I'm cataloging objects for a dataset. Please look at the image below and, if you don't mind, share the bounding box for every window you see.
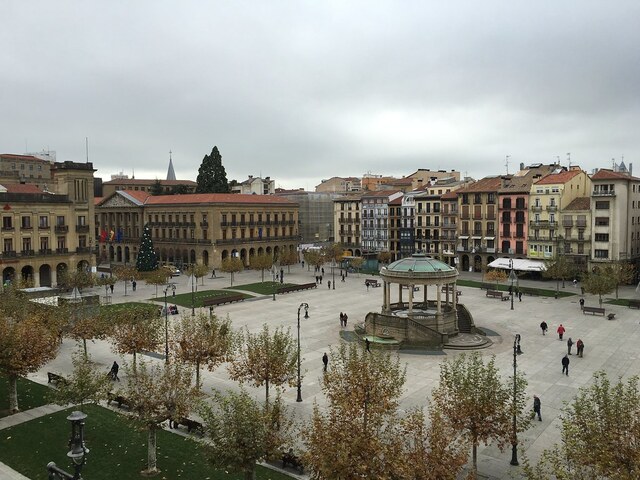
[594,249,609,259]
[594,233,609,242]
[2,217,13,229]
[474,194,481,204]
[77,215,86,226]
[595,217,609,226]
[57,237,66,250]
[487,193,495,204]
[40,237,49,251]
[21,216,31,229]
[56,216,65,226]
[595,201,610,210]
[3,239,12,252]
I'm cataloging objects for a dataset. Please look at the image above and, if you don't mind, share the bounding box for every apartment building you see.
[101,178,197,196]
[456,177,502,272]
[360,190,402,254]
[0,161,96,287]
[589,169,640,273]
[528,167,590,261]
[315,176,361,193]
[333,195,362,256]
[96,192,300,268]
[560,197,591,271]
[231,175,275,195]
[388,196,403,261]
[440,191,459,267]
[278,191,337,243]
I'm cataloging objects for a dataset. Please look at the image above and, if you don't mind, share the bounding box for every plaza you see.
[4,265,640,479]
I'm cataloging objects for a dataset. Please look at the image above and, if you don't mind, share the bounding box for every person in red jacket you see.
[557,324,566,340]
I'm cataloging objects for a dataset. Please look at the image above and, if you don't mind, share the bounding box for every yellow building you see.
[0,161,96,286]
[528,167,590,260]
[95,191,300,268]
[333,195,362,256]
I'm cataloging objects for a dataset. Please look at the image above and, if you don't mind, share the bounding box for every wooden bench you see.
[365,279,381,288]
[277,283,317,294]
[169,416,204,434]
[486,290,506,300]
[107,392,132,409]
[282,450,304,473]
[441,286,462,296]
[202,294,246,307]
[47,372,68,386]
[583,306,605,316]
[629,300,640,309]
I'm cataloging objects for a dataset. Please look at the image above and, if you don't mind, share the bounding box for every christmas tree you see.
[196,146,230,193]
[136,224,159,271]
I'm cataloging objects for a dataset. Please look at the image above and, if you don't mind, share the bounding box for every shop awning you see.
[487,258,547,272]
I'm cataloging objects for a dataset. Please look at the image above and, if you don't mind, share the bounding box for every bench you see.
[441,286,462,296]
[169,417,204,434]
[365,279,381,288]
[107,392,132,409]
[583,306,605,316]
[47,372,68,386]
[282,450,304,473]
[629,300,640,309]
[486,290,505,300]
[202,294,246,307]
[277,283,317,294]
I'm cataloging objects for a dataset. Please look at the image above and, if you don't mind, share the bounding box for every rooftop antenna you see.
[505,155,510,175]
[85,137,89,163]
[566,152,571,166]
[556,156,560,165]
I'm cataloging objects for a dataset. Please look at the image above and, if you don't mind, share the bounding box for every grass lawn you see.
[0,375,52,418]
[604,297,638,306]
[456,279,575,298]
[225,282,294,295]
[150,289,252,308]
[0,403,293,480]
[101,302,159,316]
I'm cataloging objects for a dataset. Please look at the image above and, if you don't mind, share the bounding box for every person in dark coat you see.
[110,361,120,381]
[540,321,548,335]
[343,313,348,327]
[562,355,570,376]
[322,352,328,372]
[132,280,137,291]
[365,338,371,352]
[576,339,584,357]
[567,337,574,355]
[533,395,542,421]
[339,312,344,328]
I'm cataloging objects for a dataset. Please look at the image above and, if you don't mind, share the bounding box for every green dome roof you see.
[384,253,456,274]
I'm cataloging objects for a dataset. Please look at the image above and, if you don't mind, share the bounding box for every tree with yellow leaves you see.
[0,289,59,413]
[110,306,162,373]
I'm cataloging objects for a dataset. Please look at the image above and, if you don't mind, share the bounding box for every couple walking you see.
[339,312,348,328]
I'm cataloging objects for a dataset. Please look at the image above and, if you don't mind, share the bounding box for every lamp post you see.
[296,303,310,402]
[190,265,195,317]
[272,268,277,301]
[508,259,517,311]
[510,334,519,466]
[332,260,336,290]
[46,411,89,479]
[163,283,176,363]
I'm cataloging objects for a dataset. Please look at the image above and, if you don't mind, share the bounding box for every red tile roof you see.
[361,190,401,198]
[144,193,297,206]
[457,176,502,193]
[0,154,44,162]
[103,178,196,185]
[2,184,43,194]
[388,197,402,205]
[123,191,151,203]
[534,169,581,185]
[441,191,459,200]
[564,197,590,210]
[590,169,640,181]
[94,197,103,205]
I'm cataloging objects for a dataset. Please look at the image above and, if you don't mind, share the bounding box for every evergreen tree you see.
[196,146,230,193]
[149,179,163,195]
[136,224,159,272]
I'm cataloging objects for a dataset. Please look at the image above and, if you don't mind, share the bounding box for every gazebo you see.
[364,253,476,348]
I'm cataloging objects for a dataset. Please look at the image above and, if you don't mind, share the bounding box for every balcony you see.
[54,225,69,234]
[39,249,53,255]
[38,224,50,230]
[21,225,33,230]
[562,220,573,227]
[531,205,542,212]
[529,220,557,228]
[546,205,557,212]
[2,251,17,258]
[472,230,483,236]
[592,189,615,197]
[576,220,587,227]
[472,214,483,220]
[76,247,92,254]
[1,226,14,231]
[460,213,470,220]
[20,249,35,257]
[486,247,496,253]
[76,225,90,233]
[56,248,69,254]
[500,217,511,224]
[200,221,209,228]
[441,224,457,230]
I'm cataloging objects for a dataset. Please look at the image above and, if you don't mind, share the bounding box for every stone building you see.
[95,192,300,268]
[360,190,403,254]
[231,175,275,195]
[561,197,591,272]
[333,194,362,256]
[0,161,96,286]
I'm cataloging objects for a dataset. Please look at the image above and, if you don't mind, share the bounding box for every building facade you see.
[231,176,275,195]
[101,178,197,197]
[95,192,300,268]
[277,191,337,244]
[333,195,362,256]
[560,197,591,271]
[315,176,361,193]
[360,191,402,254]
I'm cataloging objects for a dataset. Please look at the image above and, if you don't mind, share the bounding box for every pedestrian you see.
[516,334,523,354]
[366,283,370,292]
[340,312,344,328]
[280,268,284,280]
[518,290,522,302]
[315,276,319,285]
[562,354,570,376]
[322,352,328,372]
[573,278,578,288]
[579,298,585,310]
[343,313,348,327]
[576,338,584,357]
[341,273,345,282]
[557,324,565,340]
[567,337,574,355]
[345,270,348,278]
[321,267,325,276]
[365,338,371,352]
[327,280,331,289]
[110,283,114,294]
[132,280,137,291]
[210,269,216,279]
[540,321,548,335]
[110,361,120,381]
[533,395,542,421]
[508,285,513,296]
[301,260,305,268]
[320,275,323,284]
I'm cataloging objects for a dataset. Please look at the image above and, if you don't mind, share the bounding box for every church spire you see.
[166,150,176,181]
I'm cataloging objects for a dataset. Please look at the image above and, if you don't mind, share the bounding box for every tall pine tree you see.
[196,146,230,193]
[136,224,159,271]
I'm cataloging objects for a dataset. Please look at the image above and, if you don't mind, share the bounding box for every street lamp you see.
[296,303,310,402]
[163,283,176,363]
[272,268,277,301]
[510,334,519,466]
[508,259,517,311]
[190,265,195,317]
[332,260,336,290]
[46,411,89,479]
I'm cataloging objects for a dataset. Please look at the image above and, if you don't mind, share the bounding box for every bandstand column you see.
[383,280,388,312]
[453,283,457,309]
[398,284,403,306]
[436,283,442,315]
[408,284,414,314]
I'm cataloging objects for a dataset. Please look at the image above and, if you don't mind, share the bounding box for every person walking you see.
[110,361,120,381]
[518,290,522,302]
[540,321,548,335]
[562,354,570,376]
[132,280,137,292]
[533,395,542,421]
[557,324,566,340]
[343,313,348,327]
[516,334,523,354]
[579,298,585,310]
[322,352,328,372]
[576,338,584,357]
[567,337,574,355]
[110,283,114,294]
[328,280,331,289]
[339,312,344,328]
[341,273,345,282]
[365,338,371,353]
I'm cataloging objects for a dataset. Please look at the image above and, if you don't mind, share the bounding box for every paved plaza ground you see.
[4,265,640,479]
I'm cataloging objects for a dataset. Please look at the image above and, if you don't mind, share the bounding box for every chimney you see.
[520,162,525,171]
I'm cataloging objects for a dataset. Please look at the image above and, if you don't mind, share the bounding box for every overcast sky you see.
[1,1,639,190]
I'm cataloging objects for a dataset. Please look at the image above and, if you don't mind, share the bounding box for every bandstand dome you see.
[381,253,458,282]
